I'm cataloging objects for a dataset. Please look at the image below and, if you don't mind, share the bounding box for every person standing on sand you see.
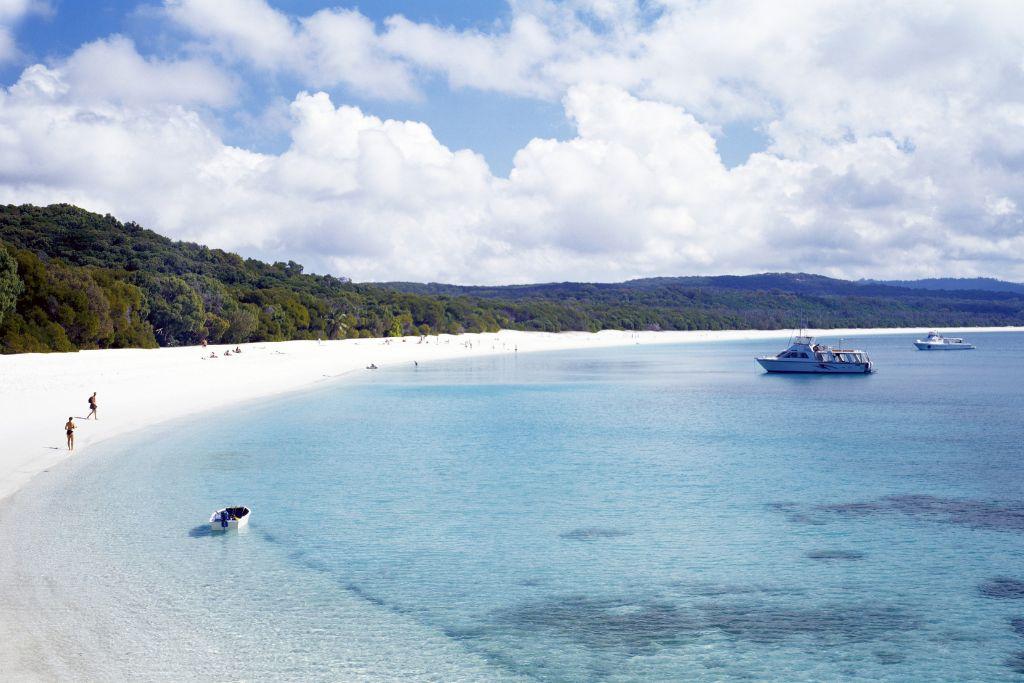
[86,392,98,420]
[65,417,76,451]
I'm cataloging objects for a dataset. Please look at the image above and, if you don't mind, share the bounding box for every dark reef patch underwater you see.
[488,593,918,652]
[1006,650,1024,674]
[559,527,633,541]
[805,549,866,561]
[770,494,1024,532]
[978,577,1024,599]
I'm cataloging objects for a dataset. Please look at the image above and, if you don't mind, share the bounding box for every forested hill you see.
[0,204,514,353]
[378,274,1024,303]
[1,203,1023,354]
[860,277,1024,294]
[379,273,1024,300]
[375,274,1024,331]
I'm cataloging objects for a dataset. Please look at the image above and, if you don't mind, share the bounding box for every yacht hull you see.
[757,359,872,374]
[914,342,974,350]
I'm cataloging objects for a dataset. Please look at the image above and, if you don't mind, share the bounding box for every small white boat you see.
[210,506,250,532]
[914,331,975,350]
[757,335,873,374]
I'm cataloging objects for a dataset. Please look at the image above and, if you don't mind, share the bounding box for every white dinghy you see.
[210,506,250,532]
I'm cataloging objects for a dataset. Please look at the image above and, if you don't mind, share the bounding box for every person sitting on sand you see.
[234,346,241,353]
[86,392,98,420]
[65,417,76,451]
[225,350,232,356]
[209,352,218,358]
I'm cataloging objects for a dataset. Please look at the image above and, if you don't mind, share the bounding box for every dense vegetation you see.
[0,204,512,353]
[862,277,1024,294]
[2,203,1023,354]
[379,273,1024,331]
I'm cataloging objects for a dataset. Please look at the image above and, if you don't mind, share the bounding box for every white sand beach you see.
[0,326,1020,505]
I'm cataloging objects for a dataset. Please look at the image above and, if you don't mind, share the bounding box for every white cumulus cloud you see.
[58,36,235,106]
[0,0,48,63]
[0,1,1022,283]
[3,56,1023,283]
[164,0,418,100]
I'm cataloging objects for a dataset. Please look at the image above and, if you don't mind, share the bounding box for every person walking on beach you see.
[86,392,98,420]
[65,417,76,451]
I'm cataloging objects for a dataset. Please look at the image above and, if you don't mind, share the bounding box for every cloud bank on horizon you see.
[1,0,1022,284]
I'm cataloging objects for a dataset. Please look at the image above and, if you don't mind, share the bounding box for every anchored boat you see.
[914,331,975,350]
[210,506,250,531]
[757,336,873,374]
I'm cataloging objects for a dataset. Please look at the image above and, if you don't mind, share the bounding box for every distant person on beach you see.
[65,417,76,451]
[86,392,98,420]
[201,339,207,348]
[235,346,242,353]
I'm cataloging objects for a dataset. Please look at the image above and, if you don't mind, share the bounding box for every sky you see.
[0,1,1022,284]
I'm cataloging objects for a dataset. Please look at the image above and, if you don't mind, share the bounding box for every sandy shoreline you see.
[1,326,1020,505]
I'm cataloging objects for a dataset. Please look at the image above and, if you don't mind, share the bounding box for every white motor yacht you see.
[757,336,873,374]
[210,506,250,531]
[914,331,975,350]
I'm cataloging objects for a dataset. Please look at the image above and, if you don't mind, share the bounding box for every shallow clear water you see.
[2,333,1024,681]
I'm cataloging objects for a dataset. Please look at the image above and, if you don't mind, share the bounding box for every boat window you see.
[800,352,809,358]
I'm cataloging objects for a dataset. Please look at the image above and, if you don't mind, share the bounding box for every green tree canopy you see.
[0,243,22,328]
[3,203,1024,354]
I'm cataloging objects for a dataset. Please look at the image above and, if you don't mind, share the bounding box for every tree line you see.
[2,203,1023,354]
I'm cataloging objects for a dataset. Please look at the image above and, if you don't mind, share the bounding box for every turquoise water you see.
[2,333,1024,681]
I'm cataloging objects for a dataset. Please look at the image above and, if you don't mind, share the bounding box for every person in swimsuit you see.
[65,417,76,451]
[86,392,98,420]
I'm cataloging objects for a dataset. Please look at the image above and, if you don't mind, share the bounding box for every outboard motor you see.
[220,511,229,528]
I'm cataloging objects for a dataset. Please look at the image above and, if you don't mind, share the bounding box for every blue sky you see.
[1,1,572,174]
[0,1,1021,284]
[0,0,764,175]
